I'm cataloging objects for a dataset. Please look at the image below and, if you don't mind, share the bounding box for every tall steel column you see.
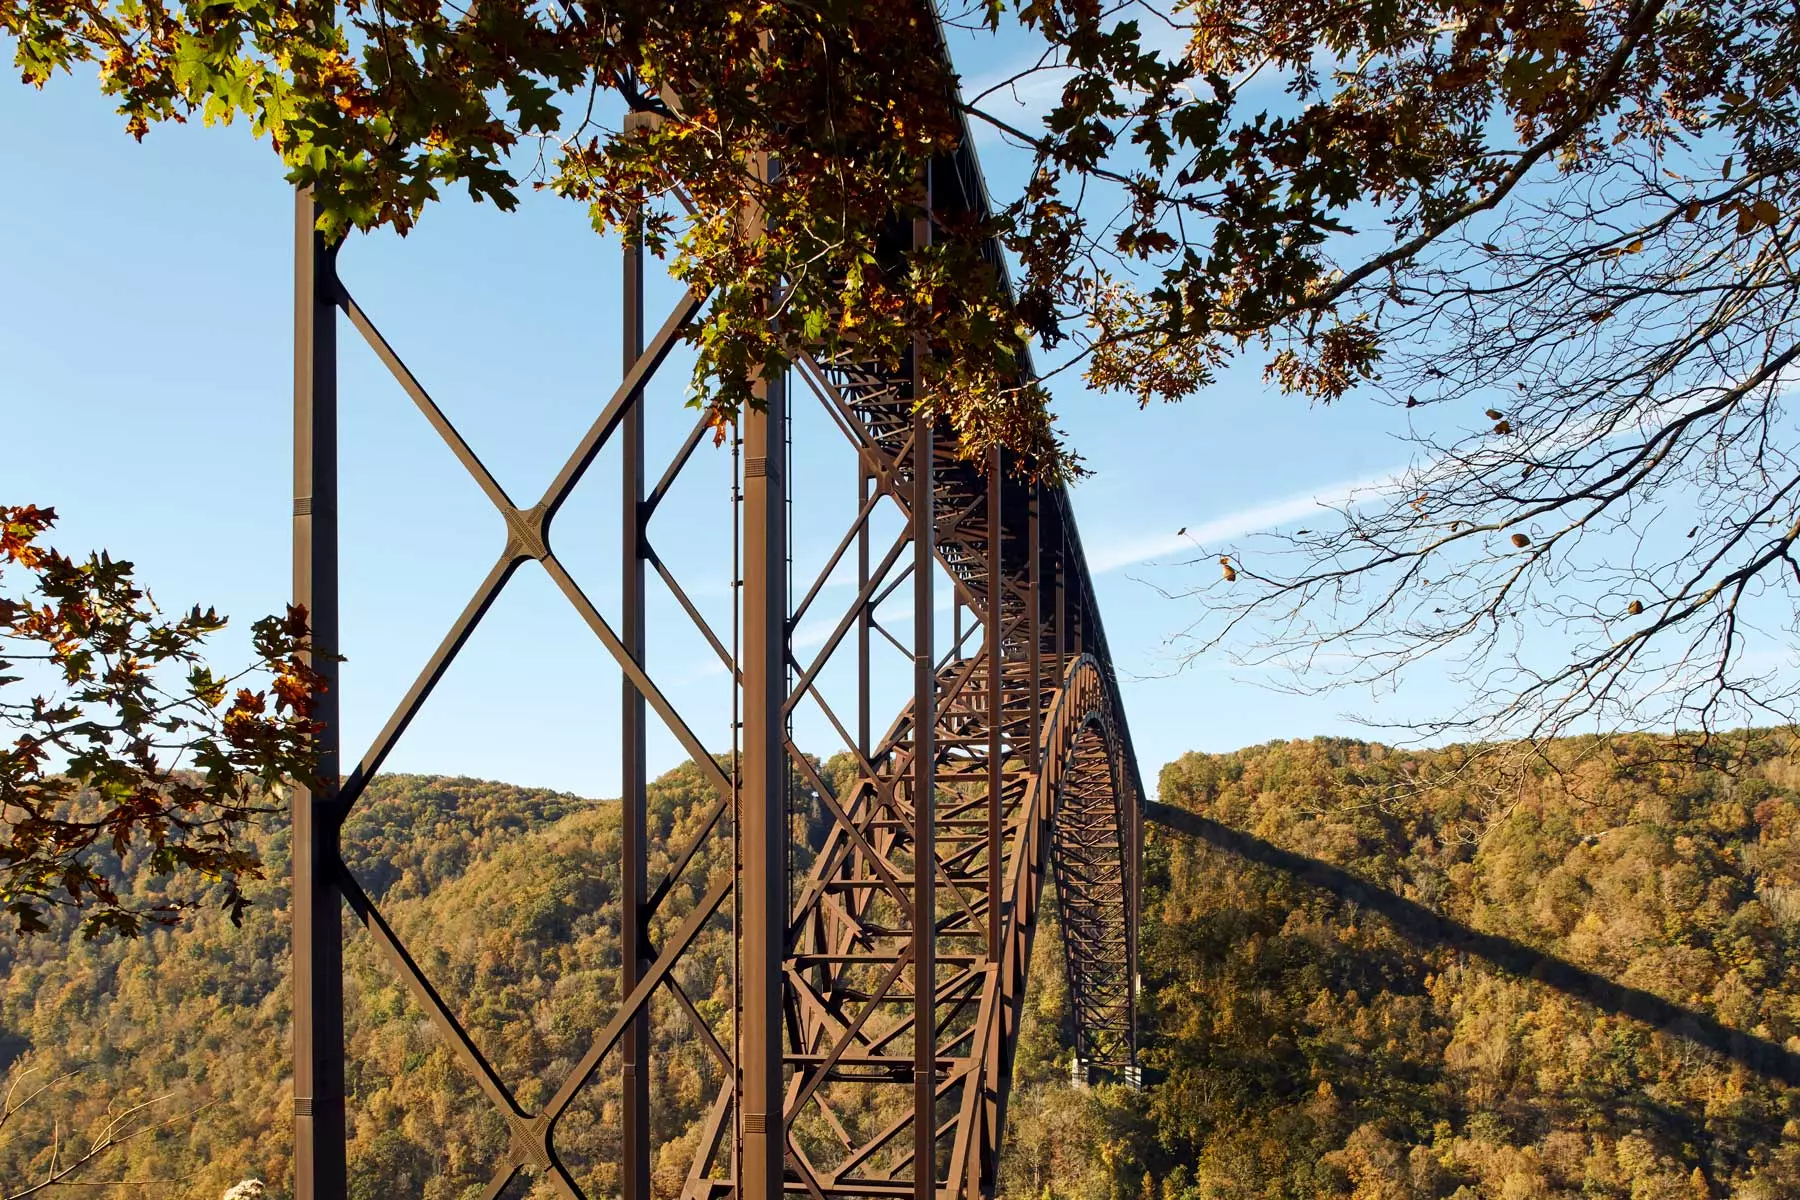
[619,135,653,1200]
[909,194,938,1200]
[291,185,346,1200]
[985,451,1003,962]
[740,358,789,1200]
[1027,488,1042,774]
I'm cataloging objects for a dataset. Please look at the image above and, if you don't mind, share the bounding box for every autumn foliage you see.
[0,505,325,938]
[1002,732,1800,1198]
[5,735,1800,1194]
[13,0,1785,469]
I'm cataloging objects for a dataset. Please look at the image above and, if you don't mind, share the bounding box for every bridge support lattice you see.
[288,89,1144,1200]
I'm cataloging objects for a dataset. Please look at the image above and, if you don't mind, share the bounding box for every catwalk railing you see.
[288,82,1145,1200]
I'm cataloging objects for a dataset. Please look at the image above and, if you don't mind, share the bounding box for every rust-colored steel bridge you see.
[287,57,1145,1200]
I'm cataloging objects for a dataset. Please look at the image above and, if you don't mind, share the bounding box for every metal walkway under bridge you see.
[286,33,1146,1200]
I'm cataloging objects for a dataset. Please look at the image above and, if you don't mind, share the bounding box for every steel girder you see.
[726,346,1143,1199]
[289,75,1145,1200]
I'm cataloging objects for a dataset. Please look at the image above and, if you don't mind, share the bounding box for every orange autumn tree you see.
[0,506,325,938]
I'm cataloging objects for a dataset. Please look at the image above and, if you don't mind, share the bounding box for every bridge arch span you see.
[284,22,1145,1200]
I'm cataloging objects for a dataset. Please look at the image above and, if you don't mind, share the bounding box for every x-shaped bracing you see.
[322,262,745,1192]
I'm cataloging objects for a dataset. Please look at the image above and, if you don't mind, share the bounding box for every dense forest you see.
[0,769,741,1199]
[1004,732,1800,1199]
[7,731,1800,1198]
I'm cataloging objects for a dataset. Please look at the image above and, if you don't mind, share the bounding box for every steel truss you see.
[290,107,1145,1200]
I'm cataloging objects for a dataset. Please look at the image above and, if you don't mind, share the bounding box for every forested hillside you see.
[0,769,740,1199]
[9,732,1800,1199]
[1001,731,1800,1199]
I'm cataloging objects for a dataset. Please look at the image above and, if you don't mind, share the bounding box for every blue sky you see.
[0,32,1456,800]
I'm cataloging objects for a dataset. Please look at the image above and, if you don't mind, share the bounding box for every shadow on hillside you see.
[1144,800,1800,1088]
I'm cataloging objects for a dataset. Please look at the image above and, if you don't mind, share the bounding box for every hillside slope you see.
[9,731,1800,1199]
[0,768,735,1199]
[1004,732,1800,1199]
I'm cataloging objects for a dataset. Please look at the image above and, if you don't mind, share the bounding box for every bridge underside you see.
[287,66,1144,1200]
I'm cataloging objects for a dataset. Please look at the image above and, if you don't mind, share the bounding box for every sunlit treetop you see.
[1005,0,1796,402]
[5,0,1792,464]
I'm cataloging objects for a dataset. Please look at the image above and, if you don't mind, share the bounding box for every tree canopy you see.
[9,739,1800,1197]
[6,0,1797,733]
[0,505,324,938]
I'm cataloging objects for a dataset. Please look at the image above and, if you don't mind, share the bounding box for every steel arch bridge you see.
[286,36,1146,1200]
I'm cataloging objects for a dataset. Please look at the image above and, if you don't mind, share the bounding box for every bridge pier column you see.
[984,450,1004,1162]
[291,184,347,1200]
[619,149,653,1200]
[910,186,938,1200]
[741,357,788,1200]
[1027,487,1042,772]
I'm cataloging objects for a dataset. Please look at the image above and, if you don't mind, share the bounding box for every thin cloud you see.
[962,62,1072,117]
[959,22,1193,126]
[1088,467,1405,573]
[1089,375,1776,577]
